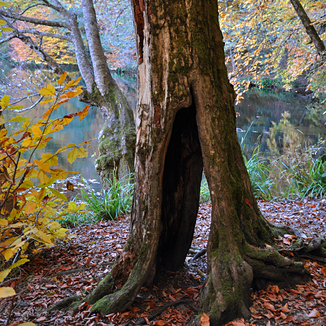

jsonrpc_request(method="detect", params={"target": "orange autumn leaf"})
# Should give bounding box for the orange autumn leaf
[201,312,210,326]
[263,302,275,312]
[280,303,290,313]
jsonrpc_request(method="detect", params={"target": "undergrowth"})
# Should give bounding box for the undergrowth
[80,171,134,221]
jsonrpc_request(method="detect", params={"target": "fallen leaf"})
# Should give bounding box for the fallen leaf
[153,321,166,326]
[201,312,210,326]
[0,287,16,298]
[263,302,275,311]
[280,303,290,313]
[308,308,321,318]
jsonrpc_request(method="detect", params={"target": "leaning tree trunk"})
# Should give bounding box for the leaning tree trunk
[81,0,136,186]
[85,1,310,324]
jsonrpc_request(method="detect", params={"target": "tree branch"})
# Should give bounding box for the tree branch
[0,9,69,29]
[19,3,48,16]
[19,29,71,41]
[0,33,16,45]
[0,14,69,77]
[289,0,326,56]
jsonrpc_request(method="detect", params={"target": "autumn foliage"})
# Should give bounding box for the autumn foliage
[0,73,91,299]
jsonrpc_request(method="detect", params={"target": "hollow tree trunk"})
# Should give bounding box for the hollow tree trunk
[86,1,310,324]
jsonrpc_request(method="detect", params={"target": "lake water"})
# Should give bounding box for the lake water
[4,73,326,191]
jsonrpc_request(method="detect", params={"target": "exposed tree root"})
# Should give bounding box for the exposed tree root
[47,295,81,312]
[243,241,311,290]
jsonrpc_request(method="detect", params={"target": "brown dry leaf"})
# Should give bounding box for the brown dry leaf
[201,312,210,326]
[152,321,166,326]
[228,320,246,326]
[320,267,326,275]
[263,302,275,312]
[280,303,290,313]
[264,310,275,319]
[282,238,291,245]
[308,308,321,318]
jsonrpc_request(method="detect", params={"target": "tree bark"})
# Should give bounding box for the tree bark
[58,0,313,324]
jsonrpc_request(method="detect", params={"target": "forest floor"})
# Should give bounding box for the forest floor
[1,198,326,326]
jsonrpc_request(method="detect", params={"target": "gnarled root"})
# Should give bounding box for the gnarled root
[243,242,311,290]
[197,242,311,326]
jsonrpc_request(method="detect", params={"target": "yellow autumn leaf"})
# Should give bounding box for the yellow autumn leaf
[52,228,68,239]
[49,188,67,201]
[62,76,82,90]
[0,94,10,108]
[17,323,36,326]
[21,137,33,148]
[0,269,11,283]
[10,258,29,269]
[2,247,14,260]
[0,287,16,298]
[49,168,67,179]
[9,208,17,220]
[7,222,24,228]
[67,147,87,163]
[38,170,50,184]
[33,229,53,245]
[11,116,28,123]
[0,27,12,32]
[39,84,56,97]
[41,153,58,166]
[58,71,67,85]
[68,201,77,210]
[45,124,64,134]
[0,128,7,138]
[40,98,55,105]
[20,179,33,190]
[25,202,37,215]
[47,221,61,230]
[33,159,52,173]
[0,218,8,226]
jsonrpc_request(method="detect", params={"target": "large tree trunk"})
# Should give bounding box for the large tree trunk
[85,0,310,324]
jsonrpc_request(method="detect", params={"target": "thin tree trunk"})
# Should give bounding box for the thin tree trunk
[289,0,325,56]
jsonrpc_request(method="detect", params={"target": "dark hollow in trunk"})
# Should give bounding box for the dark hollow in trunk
[158,100,203,271]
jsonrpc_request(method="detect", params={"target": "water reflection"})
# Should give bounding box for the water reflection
[235,89,326,157]
[4,72,325,191]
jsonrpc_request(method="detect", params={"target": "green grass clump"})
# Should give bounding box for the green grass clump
[200,176,210,203]
[244,147,274,200]
[81,171,134,221]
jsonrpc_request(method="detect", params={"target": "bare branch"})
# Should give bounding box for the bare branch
[0,9,69,29]
[20,29,71,41]
[19,3,48,16]
[0,14,70,78]
[0,33,16,45]
[42,0,67,13]
[13,96,44,112]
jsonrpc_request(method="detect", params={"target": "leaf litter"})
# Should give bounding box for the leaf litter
[1,199,326,326]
